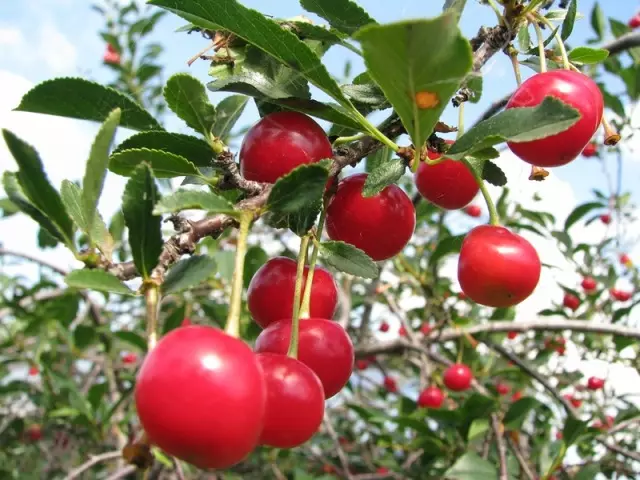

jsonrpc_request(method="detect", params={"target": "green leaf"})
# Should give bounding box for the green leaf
[443,0,467,21]
[73,325,97,350]
[590,2,606,41]
[114,330,147,352]
[122,163,163,279]
[2,130,74,246]
[266,201,322,236]
[517,24,532,51]
[562,415,588,446]
[429,234,465,267]
[568,47,609,64]
[152,189,235,215]
[267,162,329,214]
[446,97,580,159]
[299,0,376,36]
[365,145,393,173]
[575,465,601,480]
[15,77,161,131]
[354,14,472,150]
[164,73,216,135]
[82,108,121,233]
[150,0,353,109]
[560,0,577,40]
[65,269,135,296]
[444,452,497,480]
[113,131,214,168]
[564,201,605,230]
[109,148,200,178]
[211,94,249,140]
[0,197,19,217]
[362,159,406,197]
[463,157,506,187]
[503,397,541,430]
[162,255,217,294]
[341,82,389,109]
[319,240,379,278]
[243,246,268,289]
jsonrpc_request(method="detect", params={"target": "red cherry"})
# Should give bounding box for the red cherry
[606,415,615,427]
[600,213,612,225]
[135,326,266,469]
[417,386,445,408]
[610,288,632,302]
[122,352,138,365]
[420,324,432,335]
[464,204,482,217]
[28,365,39,376]
[326,173,416,261]
[239,111,333,184]
[181,317,192,327]
[443,363,473,392]
[338,436,349,445]
[255,353,324,448]
[587,376,605,391]
[457,291,468,300]
[414,142,479,210]
[398,326,407,337]
[379,321,390,333]
[581,277,597,292]
[377,467,390,474]
[505,71,603,167]
[247,257,337,329]
[619,253,632,266]
[581,142,597,157]
[557,337,567,346]
[496,382,511,396]
[629,14,640,29]
[563,293,580,312]
[103,46,121,65]
[25,425,42,442]
[458,225,541,307]
[383,376,398,393]
[507,331,518,340]
[254,318,354,399]
[555,431,563,440]
[355,359,369,370]
[556,346,566,355]
[511,391,523,402]
[323,464,335,474]
[563,394,582,408]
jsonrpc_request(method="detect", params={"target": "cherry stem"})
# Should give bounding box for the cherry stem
[485,0,505,25]
[509,50,523,86]
[224,211,252,338]
[462,158,500,226]
[144,284,160,350]
[287,235,311,359]
[299,209,327,318]
[537,14,570,70]
[529,15,547,73]
[353,110,400,152]
[457,102,465,139]
[333,133,366,146]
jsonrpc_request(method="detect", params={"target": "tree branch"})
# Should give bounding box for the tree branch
[63,450,122,480]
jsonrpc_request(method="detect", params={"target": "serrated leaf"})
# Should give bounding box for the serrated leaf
[211,94,249,141]
[444,452,497,480]
[561,0,577,40]
[365,145,393,173]
[517,24,532,51]
[446,97,580,159]
[480,159,506,187]
[564,201,605,230]
[162,255,217,294]
[429,234,464,267]
[65,269,135,296]
[341,83,389,108]
[15,77,161,131]
[152,189,235,215]
[362,158,405,197]
[113,131,214,167]
[300,0,376,36]
[266,201,322,236]
[164,73,216,135]
[109,148,200,178]
[319,240,379,278]
[122,163,163,279]
[563,415,588,446]
[354,14,472,150]
[503,397,541,430]
[267,163,329,214]
[568,47,609,64]
[2,130,74,246]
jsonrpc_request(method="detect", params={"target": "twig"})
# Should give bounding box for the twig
[323,414,355,480]
[491,415,508,480]
[507,437,536,480]
[104,465,137,480]
[63,450,122,480]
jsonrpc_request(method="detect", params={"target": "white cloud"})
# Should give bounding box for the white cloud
[0,27,24,47]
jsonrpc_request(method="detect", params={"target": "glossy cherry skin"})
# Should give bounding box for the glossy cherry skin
[600,213,612,225]
[135,326,266,469]
[581,142,597,157]
[630,14,640,29]
[355,359,369,370]
[581,277,597,292]
[587,376,605,391]
[239,111,333,184]
[326,173,416,261]
[464,204,481,217]
[420,324,432,335]
[563,293,580,311]
[255,353,324,448]
[383,376,398,393]
[181,317,192,327]
[457,225,541,308]
[496,382,511,396]
[417,386,444,408]
[507,331,518,340]
[379,322,390,333]
[511,391,523,402]
[610,288,632,302]
[398,326,407,337]
[254,318,354,399]
[247,257,338,329]
[377,467,390,474]
[28,365,39,376]
[122,352,137,365]
[415,142,479,210]
[443,363,473,392]
[505,71,604,167]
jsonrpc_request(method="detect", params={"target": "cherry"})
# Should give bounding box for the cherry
[239,111,333,184]
[255,353,324,448]
[563,293,580,312]
[556,346,566,355]
[379,321,390,333]
[325,173,416,261]
[122,352,138,365]
[563,394,582,408]
[28,365,39,376]
[457,225,541,308]
[420,324,432,335]
[619,253,632,266]
[581,276,597,292]
[383,376,398,393]
[496,382,511,396]
[355,359,369,370]
[581,142,597,157]
[505,70,604,167]
[464,204,482,217]
[443,363,473,392]
[629,14,640,29]
[555,431,563,440]
[610,288,632,302]
[247,257,338,329]
[254,318,354,399]
[507,331,518,340]
[398,326,407,337]
[377,467,390,474]
[587,376,605,391]
[135,326,266,469]
[323,464,336,474]
[414,141,479,210]
[511,391,523,402]
[103,44,121,65]
[600,213,611,225]
[417,386,445,408]
[25,425,42,442]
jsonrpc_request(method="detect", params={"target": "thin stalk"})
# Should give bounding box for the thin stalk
[287,235,311,358]
[224,211,252,338]
[457,102,465,139]
[353,110,400,152]
[145,284,160,350]
[536,14,570,70]
[299,210,327,318]
[510,50,523,85]
[529,15,548,73]
[333,133,367,146]
[462,158,500,226]
[486,0,505,25]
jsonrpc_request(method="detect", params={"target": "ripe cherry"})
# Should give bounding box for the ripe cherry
[398,326,407,337]
[247,257,338,329]
[457,291,468,300]
[135,326,266,469]
[587,376,605,391]
[420,324,432,335]
[511,391,523,402]
[507,331,518,340]
[629,14,640,29]
[254,318,354,399]
[443,363,473,391]
[28,365,39,376]
[496,382,511,396]
[122,352,137,365]
[581,276,597,292]
[379,321,390,333]
[414,141,479,210]
[326,173,416,261]
[256,353,324,448]
[563,293,580,312]
[610,288,632,302]
[563,394,582,408]
[239,111,333,184]
[600,213,611,225]
[383,376,398,393]
[377,467,390,475]
[417,386,445,408]
[581,142,597,157]
[103,44,121,65]
[619,253,632,266]
[355,359,369,370]
[464,204,482,217]
[458,225,541,307]
[505,70,604,167]
[25,425,42,442]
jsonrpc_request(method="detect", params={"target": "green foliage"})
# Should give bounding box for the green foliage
[162,256,217,294]
[65,269,136,296]
[164,73,217,136]
[319,241,379,278]
[153,189,235,215]
[109,148,200,178]
[362,159,406,197]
